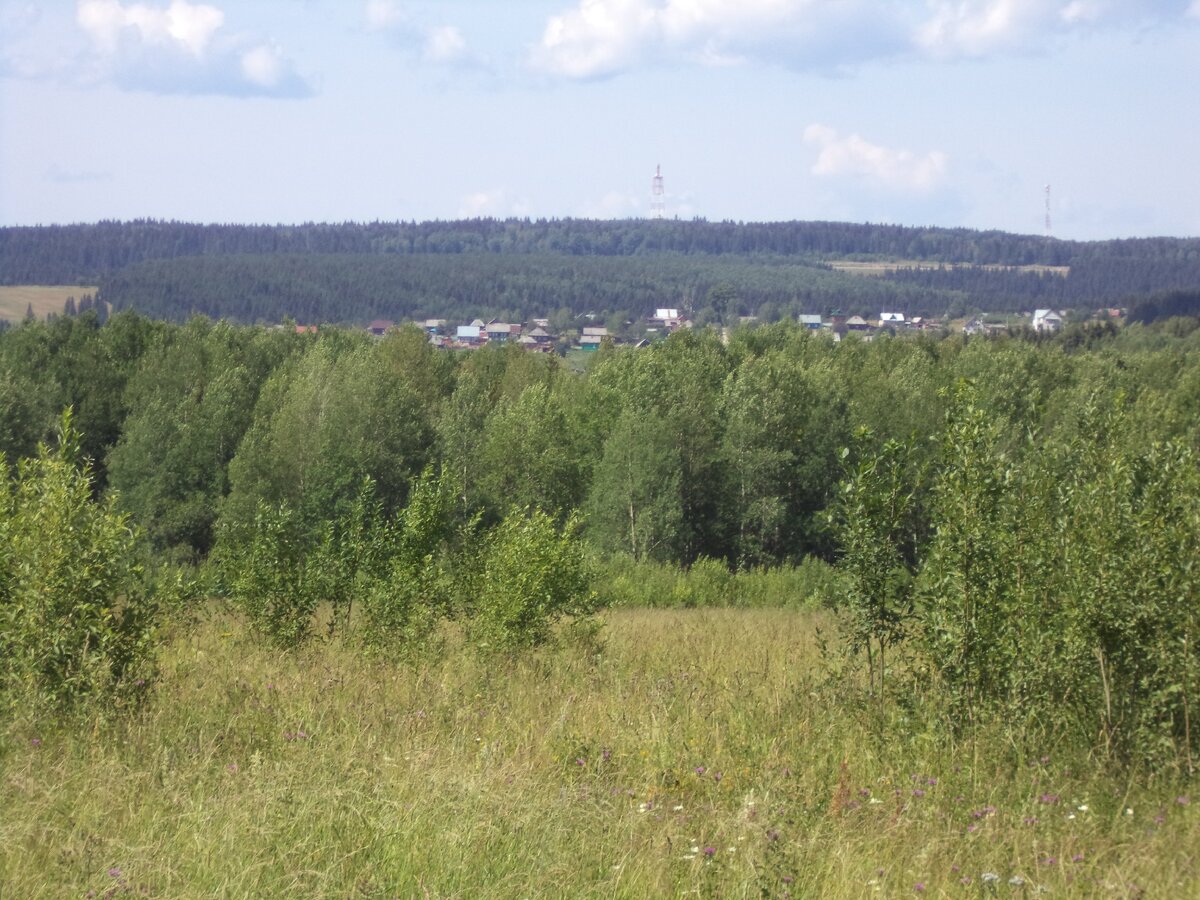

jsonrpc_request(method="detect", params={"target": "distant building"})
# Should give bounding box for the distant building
[880,312,906,327]
[846,315,870,332]
[798,314,823,330]
[1032,309,1063,333]
[456,324,482,344]
[367,319,394,336]
[580,326,609,350]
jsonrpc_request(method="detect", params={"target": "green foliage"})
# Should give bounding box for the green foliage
[0,411,157,712]
[467,509,596,651]
[358,468,460,655]
[830,428,923,698]
[217,500,317,647]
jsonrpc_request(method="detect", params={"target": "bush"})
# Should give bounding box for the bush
[468,509,597,651]
[0,412,158,713]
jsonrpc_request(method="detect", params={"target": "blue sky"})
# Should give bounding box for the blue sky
[1,1,1198,239]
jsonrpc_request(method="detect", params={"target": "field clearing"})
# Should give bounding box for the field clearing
[2,607,1196,898]
[829,260,1070,277]
[0,285,101,322]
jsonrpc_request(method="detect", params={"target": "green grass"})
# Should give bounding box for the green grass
[3,608,1196,897]
[0,285,101,323]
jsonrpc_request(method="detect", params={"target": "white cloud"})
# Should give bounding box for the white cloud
[530,0,1196,77]
[364,2,477,68]
[458,189,531,218]
[1188,0,1200,18]
[804,124,948,191]
[78,0,224,57]
[365,0,403,31]
[74,0,311,96]
[424,25,467,63]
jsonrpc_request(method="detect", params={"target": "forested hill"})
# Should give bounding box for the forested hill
[3,218,1199,324]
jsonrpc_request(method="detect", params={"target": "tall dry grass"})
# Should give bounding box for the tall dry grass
[2,608,1196,898]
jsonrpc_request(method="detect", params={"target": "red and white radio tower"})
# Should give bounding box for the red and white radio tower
[651,164,665,219]
[1044,184,1052,238]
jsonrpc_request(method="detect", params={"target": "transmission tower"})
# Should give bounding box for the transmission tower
[1044,184,1052,238]
[651,164,665,219]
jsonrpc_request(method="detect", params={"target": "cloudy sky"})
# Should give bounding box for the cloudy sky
[1,1,1198,239]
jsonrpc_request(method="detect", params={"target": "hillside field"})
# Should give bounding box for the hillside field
[0,285,100,323]
[2,608,1196,898]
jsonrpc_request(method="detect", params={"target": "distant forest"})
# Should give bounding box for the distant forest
[2,219,1198,325]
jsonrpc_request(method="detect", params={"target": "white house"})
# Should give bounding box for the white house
[1032,309,1063,333]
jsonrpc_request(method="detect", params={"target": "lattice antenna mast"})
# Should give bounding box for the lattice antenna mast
[1044,184,1052,238]
[651,164,665,219]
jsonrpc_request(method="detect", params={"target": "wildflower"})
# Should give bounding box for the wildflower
[1077,804,1089,812]
[227,762,239,773]
[703,847,715,857]
[601,748,612,762]
[30,738,41,748]
[1153,812,1166,825]
[914,883,926,892]
[767,830,780,841]
[673,804,684,812]
[713,771,723,783]
[981,872,999,883]
[927,777,938,786]
[1125,807,1134,816]
[694,766,706,776]
[1071,853,1084,863]
[782,876,794,884]
[1177,796,1190,806]
[1040,857,1057,866]
[960,877,972,885]
[859,788,871,797]
[912,789,926,798]
[108,868,122,878]
[1009,876,1025,887]
[1039,793,1059,805]
[575,758,586,767]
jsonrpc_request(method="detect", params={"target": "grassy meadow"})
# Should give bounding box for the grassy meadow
[0,285,100,323]
[2,608,1196,898]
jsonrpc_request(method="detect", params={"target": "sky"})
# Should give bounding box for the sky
[1,1,1198,240]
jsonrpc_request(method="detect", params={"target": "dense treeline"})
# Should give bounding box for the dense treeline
[4,219,1200,325]
[4,311,1200,569]
[4,311,1200,765]
[97,252,954,324]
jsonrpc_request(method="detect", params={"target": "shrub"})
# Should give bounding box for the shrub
[468,509,597,651]
[0,412,157,713]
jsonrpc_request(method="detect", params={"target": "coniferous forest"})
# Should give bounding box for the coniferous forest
[3,220,1200,896]
[4,218,1200,324]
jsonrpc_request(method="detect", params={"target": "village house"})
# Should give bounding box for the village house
[1032,309,1064,333]
[579,326,609,351]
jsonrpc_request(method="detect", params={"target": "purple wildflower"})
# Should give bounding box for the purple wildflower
[713,771,723,783]
[1177,796,1191,806]
[694,766,706,776]
[912,789,926,798]
[914,883,926,893]
[107,867,122,878]
[1040,793,1059,804]
[704,847,716,857]
[1071,853,1085,863]
[30,738,41,748]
